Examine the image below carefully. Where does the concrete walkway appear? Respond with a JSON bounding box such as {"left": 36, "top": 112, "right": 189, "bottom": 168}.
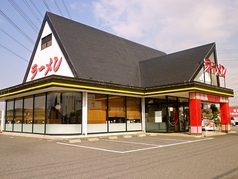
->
{"left": 1, "top": 130, "right": 237, "bottom": 142}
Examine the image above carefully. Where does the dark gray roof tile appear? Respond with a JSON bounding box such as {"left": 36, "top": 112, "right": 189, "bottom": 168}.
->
{"left": 139, "top": 43, "right": 215, "bottom": 87}
{"left": 46, "top": 12, "right": 166, "bottom": 86}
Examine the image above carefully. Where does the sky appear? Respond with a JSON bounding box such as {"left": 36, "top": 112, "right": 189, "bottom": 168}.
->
{"left": 0, "top": 0, "right": 238, "bottom": 110}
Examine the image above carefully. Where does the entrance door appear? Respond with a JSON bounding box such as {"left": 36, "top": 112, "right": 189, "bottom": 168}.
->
{"left": 168, "top": 104, "right": 189, "bottom": 132}
{"left": 146, "top": 103, "right": 168, "bottom": 133}
{"left": 178, "top": 106, "right": 189, "bottom": 132}
{"left": 145, "top": 98, "right": 189, "bottom": 133}
{"left": 168, "top": 106, "right": 178, "bottom": 132}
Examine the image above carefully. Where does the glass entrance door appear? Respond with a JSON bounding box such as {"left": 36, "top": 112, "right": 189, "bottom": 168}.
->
{"left": 168, "top": 104, "right": 189, "bottom": 132}
{"left": 178, "top": 106, "right": 189, "bottom": 132}
{"left": 168, "top": 107, "right": 179, "bottom": 132}
{"left": 146, "top": 103, "right": 167, "bottom": 133}
{"left": 145, "top": 97, "right": 189, "bottom": 133}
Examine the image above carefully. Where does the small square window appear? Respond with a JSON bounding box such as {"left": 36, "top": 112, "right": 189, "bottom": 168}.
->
{"left": 41, "top": 34, "right": 52, "bottom": 50}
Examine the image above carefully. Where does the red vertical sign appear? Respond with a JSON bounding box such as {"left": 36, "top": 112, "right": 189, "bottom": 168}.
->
{"left": 189, "top": 99, "right": 201, "bottom": 126}
{"left": 220, "top": 103, "right": 230, "bottom": 125}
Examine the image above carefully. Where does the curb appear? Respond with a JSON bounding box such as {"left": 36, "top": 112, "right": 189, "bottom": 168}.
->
{"left": 123, "top": 135, "right": 132, "bottom": 138}
{"left": 69, "top": 139, "right": 82, "bottom": 143}
{"left": 88, "top": 138, "right": 99, "bottom": 141}
{"left": 108, "top": 136, "right": 118, "bottom": 139}
{"left": 138, "top": 134, "right": 146, "bottom": 137}
{"left": 1, "top": 130, "right": 236, "bottom": 141}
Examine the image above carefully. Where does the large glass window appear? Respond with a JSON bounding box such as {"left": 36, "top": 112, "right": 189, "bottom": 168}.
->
{"left": 108, "top": 95, "right": 126, "bottom": 132}
{"left": 87, "top": 94, "right": 107, "bottom": 133}
{"left": 4, "top": 92, "right": 143, "bottom": 134}
{"left": 46, "top": 92, "right": 82, "bottom": 124}
{"left": 126, "top": 97, "right": 141, "bottom": 131}
{"left": 61, "top": 92, "right": 82, "bottom": 124}
{"left": 23, "top": 97, "right": 33, "bottom": 132}
{"left": 5, "top": 100, "right": 14, "bottom": 131}
{"left": 14, "top": 98, "right": 23, "bottom": 132}
{"left": 87, "top": 94, "right": 142, "bottom": 133}
{"left": 88, "top": 94, "right": 106, "bottom": 124}
{"left": 46, "top": 92, "right": 82, "bottom": 134}
{"left": 146, "top": 98, "right": 167, "bottom": 132}
{"left": 33, "top": 94, "right": 45, "bottom": 133}
{"left": 47, "top": 92, "right": 61, "bottom": 124}
{"left": 108, "top": 96, "right": 125, "bottom": 123}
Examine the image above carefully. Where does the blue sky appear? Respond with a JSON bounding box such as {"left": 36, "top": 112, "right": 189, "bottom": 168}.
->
{"left": 0, "top": 0, "right": 238, "bottom": 110}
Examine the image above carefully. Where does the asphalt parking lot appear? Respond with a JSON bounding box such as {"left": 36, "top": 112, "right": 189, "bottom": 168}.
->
{"left": 57, "top": 135, "right": 214, "bottom": 154}
{"left": 1, "top": 129, "right": 238, "bottom": 179}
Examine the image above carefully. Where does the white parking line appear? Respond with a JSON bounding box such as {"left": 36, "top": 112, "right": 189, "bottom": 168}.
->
{"left": 102, "top": 139, "right": 160, "bottom": 147}
{"left": 57, "top": 142, "right": 124, "bottom": 153}
{"left": 163, "top": 139, "right": 188, "bottom": 141}
{"left": 57, "top": 137, "right": 213, "bottom": 154}
{"left": 123, "top": 146, "right": 162, "bottom": 154}
{"left": 160, "top": 137, "right": 213, "bottom": 148}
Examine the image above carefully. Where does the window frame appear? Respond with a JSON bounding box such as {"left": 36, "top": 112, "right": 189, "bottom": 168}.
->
{"left": 41, "top": 34, "right": 52, "bottom": 50}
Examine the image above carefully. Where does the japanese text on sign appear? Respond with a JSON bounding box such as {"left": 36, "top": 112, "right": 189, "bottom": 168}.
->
{"left": 204, "top": 58, "right": 226, "bottom": 77}
{"left": 31, "top": 56, "right": 62, "bottom": 80}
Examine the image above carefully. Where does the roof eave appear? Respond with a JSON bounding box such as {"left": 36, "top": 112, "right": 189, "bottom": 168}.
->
{"left": 145, "top": 81, "right": 234, "bottom": 97}
{"left": 0, "top": 76, "right": 233, "bottom": 101}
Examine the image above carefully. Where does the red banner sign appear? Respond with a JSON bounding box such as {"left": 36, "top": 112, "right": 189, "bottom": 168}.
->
{"left": 207, "top": 94, "right": 220, "bottom": 103}
{"left": 190, "top": 92, "right": 228, "bottom": 103}
{"left": 230, "top": 107, "right": 238, "bottom": 117}
{"left": 204, "top": 58, "right": 226, "bottom": 77}
{"left": 31, "top": 56, "right": 62, "bottom": 80}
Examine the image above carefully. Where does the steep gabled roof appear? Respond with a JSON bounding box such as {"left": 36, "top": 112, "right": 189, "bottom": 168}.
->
{"left": 23, "top": 12, "right": 221, "bottom": 91}
{"left": 23, "top": 12, "right": 166, "bottom": 86}
{"left": 139, "top": 43, "right": 215, "bottom": 87}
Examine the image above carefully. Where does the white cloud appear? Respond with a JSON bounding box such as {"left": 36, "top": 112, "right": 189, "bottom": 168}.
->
{"left": 93, "top": 0, "right": 238, "bottom": 52}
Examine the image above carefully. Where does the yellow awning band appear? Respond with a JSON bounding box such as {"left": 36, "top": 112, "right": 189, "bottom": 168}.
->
{"left": 0, "top": 82, "right": 234, "bottom": 98}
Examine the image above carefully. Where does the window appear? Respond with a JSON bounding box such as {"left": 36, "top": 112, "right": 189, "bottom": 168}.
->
{"left": 47, "top": 92, "right": 82, "bottom": 124}
{"left": 41, "top": 34, "right": 52, "bottom": 50}
{"left": 47, "top": 92, "right": 61, "bottom": 124}
{"left": 126, "top": 97, "right": 141, "bottom": 123}
{"left": 33, "top": 94, "right": 45, "bottom": 133}
{"left": 108, "top": 96, "right": 125, "bottom": 123}
{"left": 14, "top": 98, "right": 23, "bottom": 132}
{"left": 5, "top": 100, "right": 14, "bottom": 131}
{"left": 23, "top": 97, "right": 33, "bottom": 133}
{"left": 88, "top": 94, "right": 107, "bottom": 124}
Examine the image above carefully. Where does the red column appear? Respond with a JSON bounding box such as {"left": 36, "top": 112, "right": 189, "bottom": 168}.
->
{"left": 220, "top": 103, "right": 230, "bottom": 132}
{"left": 189, "top": 99, "right": 202, "bottom": 134}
